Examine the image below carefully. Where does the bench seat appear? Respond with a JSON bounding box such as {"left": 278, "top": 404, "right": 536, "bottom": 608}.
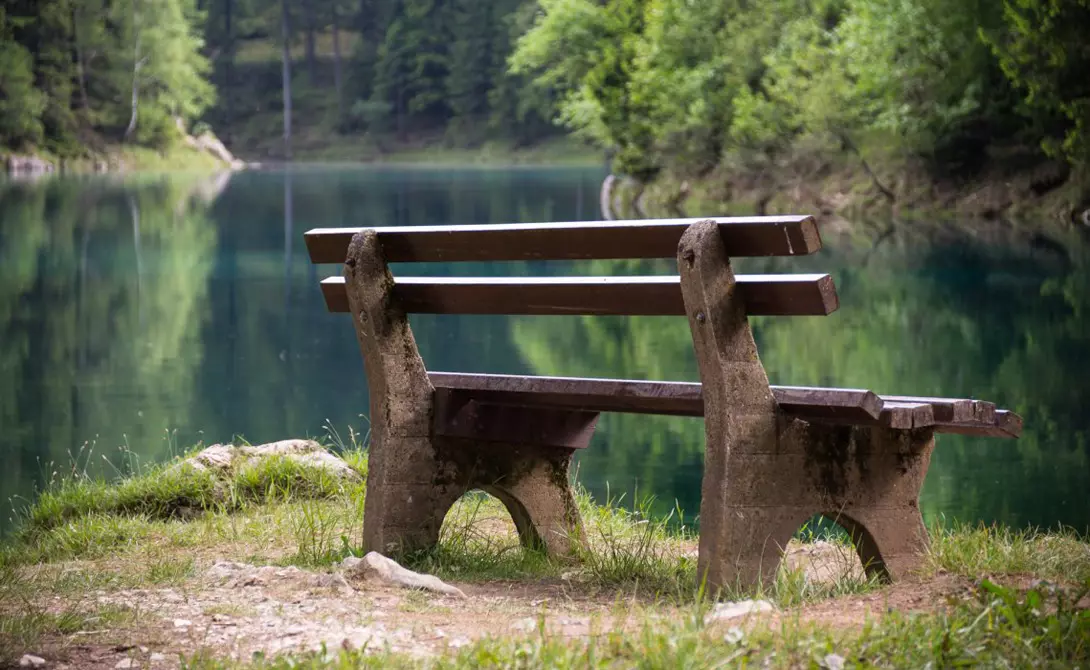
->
{"left": 428, "top": 372, "right": 1022, "bottom": 439}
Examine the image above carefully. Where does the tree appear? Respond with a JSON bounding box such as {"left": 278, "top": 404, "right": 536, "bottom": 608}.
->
{"left": 446, "top": 0, "right": 494, "bottom": 136}
{"left": 122, "top": 0, "right": 214, "bottom": 145}
{"left": 985, "top": 0, "right": 1090, "bottom": 166}
{"left": 510, "top": 0, "right": 658, "bottom": 179}
{"left": 281, "top": 0, "right": 293, "bottom": 158}
{"left": 0, "top": 8, "right": 46, "bottom": 148}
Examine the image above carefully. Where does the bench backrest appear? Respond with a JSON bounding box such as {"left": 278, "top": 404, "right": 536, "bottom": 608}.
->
{"left": 305, "top": 216, "right": 838, "bottom": 317}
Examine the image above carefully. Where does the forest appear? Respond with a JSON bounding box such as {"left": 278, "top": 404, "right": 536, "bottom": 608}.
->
{"left": 1, "top": 0, "right": 1088, "bottom": 183}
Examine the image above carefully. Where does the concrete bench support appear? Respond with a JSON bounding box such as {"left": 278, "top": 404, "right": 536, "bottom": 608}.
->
{"left": 344, "top": 230, "right": 586, "bottom": 557}
{"left": 678, "top": 220, "right": 932, "bottom": 591}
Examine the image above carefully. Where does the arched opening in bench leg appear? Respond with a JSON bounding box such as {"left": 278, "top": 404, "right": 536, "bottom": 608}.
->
{"left": 438, "top": 489, "right": 521, "bottom": 552}
{"left": 779, "top": 514, "right": 869, "bottom": 588}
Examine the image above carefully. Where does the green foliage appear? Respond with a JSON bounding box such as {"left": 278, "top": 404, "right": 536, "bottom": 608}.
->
{"left": 0, "top": 37, "right": 45, "bottom": 147}
{"left": 984, "top": 0, "right": 1090, "bottom": 165}
{"left": 0, "top": 0, "right": 214, "bottom": 155}
{"left": 508, "top": 0, "right": 1090, "bottom": 179}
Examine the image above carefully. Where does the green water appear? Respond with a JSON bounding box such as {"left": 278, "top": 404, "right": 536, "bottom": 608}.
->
{"left": 1, "top": 167, "right": 1087, "bottom": 534}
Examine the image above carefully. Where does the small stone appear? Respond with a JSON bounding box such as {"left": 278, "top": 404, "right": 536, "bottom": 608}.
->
{"left": 149, "top": 653, "right": 167, "bottom": 662}
{"left": 114, "top": 659, "right": 136, "bottom": 669}
{"left": 823, "top": 653, "right": 846, "bottom": 670}
{"left": 510, "top": 617, "right": 538, "bottom": 633}
{"left": 173, "top": 619, "right": 192, "bottom": 628}
{"left": 704, "top": 599, "right": 776, "bottom": 624}
{"left": 19, "top": 655, "right": 46, "bottom": 668}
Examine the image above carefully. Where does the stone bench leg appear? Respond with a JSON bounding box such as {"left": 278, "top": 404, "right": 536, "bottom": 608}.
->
{"left": 345, "top": 230, "right": 586, "bottom": 557}
{"left": 678, "top": 221, "right": 933, "bottom": 593}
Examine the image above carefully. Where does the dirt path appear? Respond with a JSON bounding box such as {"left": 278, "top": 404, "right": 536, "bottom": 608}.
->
{"left": 10, "top": 542, "right": 987, "bottom": 669}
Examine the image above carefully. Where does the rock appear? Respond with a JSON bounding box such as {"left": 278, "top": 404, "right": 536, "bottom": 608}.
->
{"left": 180, "top": 440, "right": 361, "bottom": 483}
{"left": 703, "top": 599, "right": 775, "bottom": 624}
{"left": 19, "top": 655, "right": 46, "bottom": 668}
{"left": 173, "top": 618, "right": 193, "bottom": 628}
{"left": 7, "top": 155, "right": 55, "bottom": 176}
{"left": 823, "top": 653, "right": 846, "bottom": 670}
{"left": 342, "top": 552, "right": 467, "bottom": 598}
{"left": 510, "top": 617, "right": 537, "bottom": 633}
{"left": 115, "top": 659, "right": 136, "bottom": 669}
{"left": 175, "top": 116, "right": 246, "bottom": 170}
{"left": 723, "top": 626, "right": 745, "bottom": 644}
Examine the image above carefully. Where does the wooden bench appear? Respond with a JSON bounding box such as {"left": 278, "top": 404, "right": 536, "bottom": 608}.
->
{"left": 305, "top": 216, "right": 1022, "bottom": 591}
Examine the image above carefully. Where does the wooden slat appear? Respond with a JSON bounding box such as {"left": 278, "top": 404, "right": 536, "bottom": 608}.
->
{"left": 880, "top": 395, "right": 995, "bottom": 424}
{"left": 304, "top": 216, "right": 822, "bottom": 264}
{"left": 935, "top": 410, "right": 1022, "bottom": 438}
{"left": 319, "top": 274, "right": 839, "bottom": 316}
{"left": 878, "top": 402, "right": 936, "bottom": 430}
{"left": 429, "top": 372, "right": 705, "bottom": 417}
{"left": 771, "top": 385, "right": 884, "bottom": 423}
{"left": 426, "top": 373, "right": 1021, "bottom": 437}
{"left": 427, "top": 373, "right": 882, "bottom": 421}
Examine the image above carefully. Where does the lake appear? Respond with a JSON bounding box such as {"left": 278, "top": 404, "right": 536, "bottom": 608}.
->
{"left": 1, "top": 166, "right": 1087, "bottom": 535}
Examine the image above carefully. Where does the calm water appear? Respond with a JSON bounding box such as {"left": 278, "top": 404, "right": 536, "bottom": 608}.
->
{"left": 1, "top": 167, "right": 1087, "bottom": 534}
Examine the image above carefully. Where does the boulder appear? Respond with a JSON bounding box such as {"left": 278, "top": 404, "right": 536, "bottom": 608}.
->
{"left": 181, "top": 439, "right": 361, "bottom": 483}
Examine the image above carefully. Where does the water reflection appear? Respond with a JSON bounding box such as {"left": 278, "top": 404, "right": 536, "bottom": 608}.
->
{"left": 0, "top": 167, "right": 1087, "bottom": 534}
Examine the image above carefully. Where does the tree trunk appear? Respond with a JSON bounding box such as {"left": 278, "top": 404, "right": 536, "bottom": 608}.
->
{"left": 72, "top": 7, "right": 90, "bottom": 111}
{"left": 224, "top": 0, "right": 234, "bottom": 142}
{"left": 304, "top": 0, "right": 317, "bottom": 81}
{"left": 281, "top": 0, "right": 293, "bottom": 160}
{"left": 125, "top": 0, "right": 142, "bottom": 140}
{"left": 837, "top": 130, "right": 896, "bottom": 203}
{"left": 332, "top": 3, "right": 343, "bottom": 120}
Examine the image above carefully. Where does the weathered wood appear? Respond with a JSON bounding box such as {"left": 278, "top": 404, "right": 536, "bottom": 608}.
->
{"left": 879, "top": 395, "right": 994, "bottom": 424}
{"left": 878, "top": 402, "right": 936, "bottom": 430}
{"left": 304, "top": 216, "right": 822, "bottom": 264}
{"left": 935, "top": 409, "right": 1022, "bottom": 438}
{"left": 427, "top": 373, "right": 881, "bottom": 421}
{"left": 319, "top": 274, "right": 839, "bottom": 316}
{"left": 433, "top": 389, "right": 599, "bottom": 449}
{"left": 426, "top": 373, "right": 1021, "bottom": 436}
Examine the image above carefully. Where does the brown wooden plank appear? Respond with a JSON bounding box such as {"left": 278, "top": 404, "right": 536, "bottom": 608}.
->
{"left": 426, "top": 373, "right": 881, "bottom": 420}
{"left": 426, "top": 373, "right": 1020, "bottom": 437}
{"left": 428, "top": 372, "right": 705, "bottom": 416}
{"left": 319, "top": 274, "right": 839, "bottom": 316}
{"left": 433, "top": 389, "right": 599, "bottom": 449}
{"left": 880, "top": 395, "right": 996, "bottom": 424}
{"left": 878, "top": 402, "right": 936, "bottom": 430}
{"left": 304, "top": 216, "right": 821, "bottom": 264}
{"left": 935, "top": 409, "right": 1022, "bottom": 438}
{"left": 771, "top": 385, "right": 883, "bottom": 422}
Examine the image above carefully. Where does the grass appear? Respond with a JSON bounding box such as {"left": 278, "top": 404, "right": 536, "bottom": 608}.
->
{"left": 2, "top": 441, "right": 1089, "bottom": 667}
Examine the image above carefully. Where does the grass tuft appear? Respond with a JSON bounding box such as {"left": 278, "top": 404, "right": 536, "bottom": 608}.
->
{"left": 928, "top": 519, "right": 1090, "bottom": 583}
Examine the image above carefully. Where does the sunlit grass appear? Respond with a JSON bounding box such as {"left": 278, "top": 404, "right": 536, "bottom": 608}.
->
{"left": 927, "top": 518, "right": 1090, "bottom": 583}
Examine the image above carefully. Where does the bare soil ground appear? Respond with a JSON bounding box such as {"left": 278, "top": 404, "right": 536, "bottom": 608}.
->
{"left": 7, "top": 539, "right": 986, "bottom": 670}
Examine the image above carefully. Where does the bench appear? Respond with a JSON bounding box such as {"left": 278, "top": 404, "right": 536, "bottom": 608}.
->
{"left": 305, "top": 216, "right": 1022, "bottom": 592}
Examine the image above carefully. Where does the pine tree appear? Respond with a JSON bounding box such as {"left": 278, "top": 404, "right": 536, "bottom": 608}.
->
{"left": 446, "top": 0, "right": 493, "bottom": 137}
